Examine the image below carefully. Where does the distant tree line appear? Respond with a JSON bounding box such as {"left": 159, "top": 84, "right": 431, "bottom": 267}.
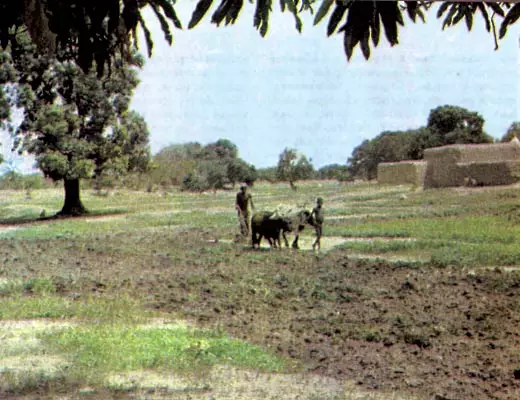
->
{"left": 346, "top": 105, "right": 520, "bottom": 180}
{"left": 2, "top": 105, "right": 519, "bottom": 194}
{"left": 144, "top": 143, "right": 352, "bottom": 192}
{"left": 148, "top": 139, "right": 257, "bottom": 192}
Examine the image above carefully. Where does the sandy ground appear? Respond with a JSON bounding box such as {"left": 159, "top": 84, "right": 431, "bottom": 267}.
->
{"left": 0, "top": 318, "right": 416, "bottom": 400}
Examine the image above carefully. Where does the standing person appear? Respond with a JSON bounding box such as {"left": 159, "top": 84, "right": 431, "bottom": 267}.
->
{"left": 235, "top": 185, "right": 255, "bottom": 238}
{"left": 311, "top": 197, "right": 324, "bottom": 250}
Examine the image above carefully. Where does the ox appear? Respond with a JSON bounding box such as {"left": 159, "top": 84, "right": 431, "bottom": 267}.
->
{"left": 251, "top": 208, "right": 315, "bottom": 249}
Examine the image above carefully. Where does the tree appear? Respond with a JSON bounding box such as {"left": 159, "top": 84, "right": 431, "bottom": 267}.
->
{"left": 2, "top": 35, "right": 150, "bottom": 216}
{"left": 187, "top": 139, "right": 256, "bottom": 191}
{"left": 1, "top": 2, "right": 519, "bottom": 77}
{"left": 317, "top": 164, "right": 351, "bottom": 182}
{"left": 256, "top": 167, "right": 278, "bottom": 183}
{"left": 409, "top": 105, "right": 493, "bottom": 159}
{"left": 94, "top": 111, "right": 151, "bottom": 190}
{"left": 347, "top": 130, "right": 417, "bottom": 180}
{"left": 151, "top": 142, "right": 203, "bottom": 187}
{"left": 226, "top": 158, "right": 257, "bottom": 187}
{"left": 197, "top": 160, "right": 228, "bottom": 192}
{"left": 276, "top": 148, "right": 314, "bottom": 190}
{"left": 501, "top": 122, "right": 520, "bottom": 143}
{"left": 204, "top": 138, "right": 238, "bottom": 161}
{"left": 152, "top": 139, "right": 255, "bottom": 191}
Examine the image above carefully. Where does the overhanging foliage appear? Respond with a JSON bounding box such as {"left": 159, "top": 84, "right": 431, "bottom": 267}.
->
{"left": 0, "top": 1, "right": 518, "bottom": 76}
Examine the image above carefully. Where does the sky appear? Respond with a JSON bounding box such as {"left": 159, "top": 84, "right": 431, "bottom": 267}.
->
{"left": 2, "top": 2, "right": 519, "bottom": 173}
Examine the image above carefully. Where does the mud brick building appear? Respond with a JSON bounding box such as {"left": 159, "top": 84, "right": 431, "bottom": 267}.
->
{"left": 377, "top": 139, "right": 520, "bottom": 188}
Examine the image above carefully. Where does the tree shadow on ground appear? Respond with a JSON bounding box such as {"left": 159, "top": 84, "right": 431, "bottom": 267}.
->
{"left": 0, "top": 208, "right": 129, "bottom": 226}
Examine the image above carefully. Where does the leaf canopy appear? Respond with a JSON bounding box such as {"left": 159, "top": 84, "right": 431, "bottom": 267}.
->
{"left": 0, "top": 1, "right": 517, "bottom": 76}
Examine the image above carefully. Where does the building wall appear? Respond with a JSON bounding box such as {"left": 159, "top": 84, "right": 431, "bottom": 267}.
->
{"left": 457, "top": 161, "right": 520, "bottom": 186}
{"left": 377, "top": 161, "right": 428, "bottom": 186}
{"left": 377, "top": 141, "right": 520, "bottom": 189}
{"left": 423, "top": 142, "right": 520, "bottom": 188}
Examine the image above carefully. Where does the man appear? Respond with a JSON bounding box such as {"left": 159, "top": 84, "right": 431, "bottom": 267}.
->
{"left": 311, "top": 197, "right": 324, "bottom": 251}
{"left": 235, "top": 185, "right": 255, "bottom": 238}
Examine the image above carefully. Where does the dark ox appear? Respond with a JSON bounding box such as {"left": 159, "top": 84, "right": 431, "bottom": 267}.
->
{"left": 251, "top": 210, "right": 315, "bottom": 249}
{"left": 251, "top": 212, "right": 290, "bottom": 249}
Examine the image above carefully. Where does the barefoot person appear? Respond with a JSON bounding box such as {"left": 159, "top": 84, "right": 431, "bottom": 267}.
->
{"left": 311, "top": 197, "right": 324, "bottom": 250}
{"left": 235, "top": 185, "right": 255, "bottom": 238}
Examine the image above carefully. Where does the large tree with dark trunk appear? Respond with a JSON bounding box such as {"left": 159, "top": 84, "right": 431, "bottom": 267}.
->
{"left": 2, "top": 34, "right": 150, "bottom": 216}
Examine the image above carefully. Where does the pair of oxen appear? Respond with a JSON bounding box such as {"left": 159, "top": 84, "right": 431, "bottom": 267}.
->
{"left": 251, "top": 207, "right": 315, "bottom": 249}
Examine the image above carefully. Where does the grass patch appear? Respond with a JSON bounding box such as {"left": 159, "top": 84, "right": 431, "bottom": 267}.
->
{"left": 0, "top": 295, "right": 155, "bottom": 323}
{"left": 430, "top": 241, "right": 520, "bottom": 268}
{"left": 0, "top": 279, "right": 25, "bottom": 296}
{"left": 339, "top": 239, "right": 424, "bottom": 254}
{"left": 40, "top": 323, "right": 285, "bottom": 385}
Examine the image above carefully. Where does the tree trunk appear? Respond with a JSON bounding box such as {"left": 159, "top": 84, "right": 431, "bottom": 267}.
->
{"left": 58, "top": 179, "right": 87, "bottom": 216}
{"left": 289, "top": 181, "right": 298, "bottom": 191}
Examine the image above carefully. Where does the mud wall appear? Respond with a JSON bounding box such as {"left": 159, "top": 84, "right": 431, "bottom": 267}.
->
{"left": 423, "top": 142, "right": 520, "bottom": 188}
{"left": 377, "top": 161, "right": 428, "bottom": 186}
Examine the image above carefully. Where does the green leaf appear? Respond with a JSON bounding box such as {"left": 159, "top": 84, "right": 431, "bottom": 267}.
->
{"left": 138, "top": 16, "right": 153, "bottom": 57}
{"left": 396, "top": 7, "right": 404, "bottom": 26}
{"left": 371, "top": 10, "right": 380, "bottom": 46}
{"left": 225, "top": 0, "right": 243, "bottom": 25}
{"left": 486, "top": 2, "right": 505, "bottom": 18}
{"left": 314, "top": 0, "right": 334, "bottom": 26}
{"left": 406, "top": 1, "right": 417, "bottom": 22}
{"left": 211, "top": 0, "right": 243, "bottom": 25}
{"left": 360, "top": 29, "right": 370, "bottom": 60}
{"left": 212, "top": 0, "right": 233, "bottom": 25}
{"left": 341, "top": 2, "right": 372, "bottom": 60}
{"left": 155, "top": 0, "right": 183, "bottom": 29}
{"left": 150, "top": 4, "right": 173, "bottom": 44}
{"left": 452, "top": 7, "right": 465, "bottom": 26}
{"left": 188, "top": 0, "right": 213, "bottom": 29}
{"left": 416, "top": 8, "right": 425, "bottom": 23}
{"left": 378, "top": 2, "right": 399, "bottom": 46}
{"left": 464, "top": 8, "right": 473, "bottom": 31}
{"left": 436, "top": 2, "right": 450, "bottom": 19}
{"left": 500, "top": 3, "right": 520, "bottom": 38}
{"left": 254, "top": 0, "right": 272, "bottom": 37}
{"left": 327, "top": 2, "right": 348, "bottom": 36}
{"left": 442, "top": 4, "right": 458, "bottom": 29}
{"left": 284, "top": 0, "right": 303, "bottom": 33}
{"left": 476, "top": 3, "right": 490, "bottom": 32}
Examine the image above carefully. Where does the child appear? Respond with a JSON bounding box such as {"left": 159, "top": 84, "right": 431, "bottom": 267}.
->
{"left": 311, "top": 197, "right": 324, "bottom": 250}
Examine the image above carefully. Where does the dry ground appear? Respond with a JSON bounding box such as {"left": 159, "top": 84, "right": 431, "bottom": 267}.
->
{"left": 1, "top": 183, "right": 520, "bottom": 399}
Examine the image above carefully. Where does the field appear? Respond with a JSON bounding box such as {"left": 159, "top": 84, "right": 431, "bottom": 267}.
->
{"left": 0, "top": 181, "right": 519, "bottom": 400}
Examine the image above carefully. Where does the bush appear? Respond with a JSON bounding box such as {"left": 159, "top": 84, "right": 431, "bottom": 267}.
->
{"left": 0, "top": 172, "right": 49, "bottom": 190}
{"left": 181, "top": 172, "right": 209, "bottom": 192}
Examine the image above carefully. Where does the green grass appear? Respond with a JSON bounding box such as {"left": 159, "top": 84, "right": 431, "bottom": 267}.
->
{"left": 40, "top": 323, "right": 285, "bottom": 383}
{"left": 1, "top": 182, "right": 519, "bottom": 398}
{"left": 329, "top": 215, "right": 518, "bottom": 243}
{"left": 0, "top": 292, "right": 285, "bottom": 390}
{"left": 2, "top": 182, "right": 520, "bottom": 268}
{"left": 0, "top": 294, "right": 154, "bottom": 322}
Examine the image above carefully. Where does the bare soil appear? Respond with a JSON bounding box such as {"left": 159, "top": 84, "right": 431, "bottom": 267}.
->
{"left": 149, "top": 252, "right": 520, "bottom": 400}
{"left": 2, "top": 230, "right": 520, "bottom": 399}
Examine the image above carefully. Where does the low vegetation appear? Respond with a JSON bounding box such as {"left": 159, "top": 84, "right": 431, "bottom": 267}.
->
{"left": 0, "top": 181, "right": 519, "bottom": 399}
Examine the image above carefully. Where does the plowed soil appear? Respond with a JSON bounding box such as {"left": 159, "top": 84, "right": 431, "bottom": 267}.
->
{"left": 3, "top": 229, "right": 520, "bottom": 399}
{"left": 90, "top": 231, "right": 520, "bottom": 400}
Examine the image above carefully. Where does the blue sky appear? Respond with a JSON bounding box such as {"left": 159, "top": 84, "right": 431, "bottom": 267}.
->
{"left": 2, "top": 2, "right": 519, "bottom": 173}
{"left": 130, "top": 3, "right": 519, "bottom": 169}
